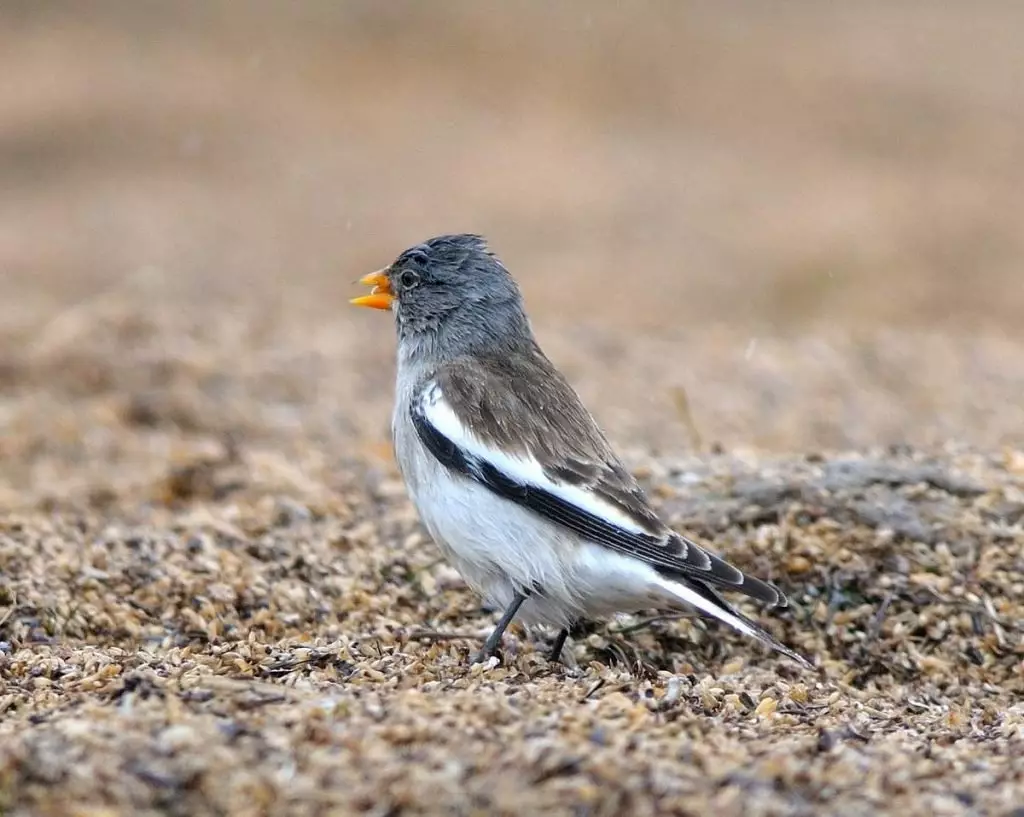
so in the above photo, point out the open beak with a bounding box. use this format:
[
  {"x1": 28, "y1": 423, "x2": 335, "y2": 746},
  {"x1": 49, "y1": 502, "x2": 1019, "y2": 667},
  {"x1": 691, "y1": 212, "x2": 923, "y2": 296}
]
[{"x1": 350, "y1": 269, "x2": 394, "y2": 310}]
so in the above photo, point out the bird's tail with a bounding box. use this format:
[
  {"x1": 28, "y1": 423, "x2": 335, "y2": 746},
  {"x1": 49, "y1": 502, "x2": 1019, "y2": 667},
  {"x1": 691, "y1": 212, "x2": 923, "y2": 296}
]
[{"x1": 652, "y1": 572, "x2": 812, "y2": 669}]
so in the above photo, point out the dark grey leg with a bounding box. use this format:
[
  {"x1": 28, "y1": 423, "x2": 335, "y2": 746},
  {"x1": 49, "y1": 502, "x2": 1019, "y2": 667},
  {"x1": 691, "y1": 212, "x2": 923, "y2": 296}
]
[
  {"x1": 474, "y1": 591, "x2": 527, "y2": 663},
  {"x1": 548, "y1": 628, "x2": 570, "y2": 663}
]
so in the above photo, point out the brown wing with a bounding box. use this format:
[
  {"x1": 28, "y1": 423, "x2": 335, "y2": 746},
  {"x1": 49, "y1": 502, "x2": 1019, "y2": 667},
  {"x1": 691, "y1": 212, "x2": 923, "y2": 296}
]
[{"x1": 418, "y1": 346, "x2": 785, "y2": 606}]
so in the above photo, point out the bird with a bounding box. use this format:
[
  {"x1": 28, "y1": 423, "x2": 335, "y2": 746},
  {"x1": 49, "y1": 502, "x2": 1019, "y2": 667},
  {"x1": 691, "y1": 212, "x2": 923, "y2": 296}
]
[{"x1": 351, "y1": 234, "x2": 809, "y2": 669}]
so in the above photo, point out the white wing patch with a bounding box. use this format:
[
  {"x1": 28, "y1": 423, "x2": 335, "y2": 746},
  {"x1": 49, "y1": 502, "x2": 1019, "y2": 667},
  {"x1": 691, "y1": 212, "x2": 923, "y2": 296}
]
[
  {"x1": 651, "y1": 574, "x2": 758, "y2": 640},
  {"x1": 420, "y1": 384, "x2": 649, "y2": 536}
]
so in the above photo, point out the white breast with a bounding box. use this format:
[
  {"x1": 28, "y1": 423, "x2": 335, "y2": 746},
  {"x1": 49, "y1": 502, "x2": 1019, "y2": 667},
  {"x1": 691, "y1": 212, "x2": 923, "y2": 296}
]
[{"x1": 390, "y1": 366, "x2": 666, "y2": 629}]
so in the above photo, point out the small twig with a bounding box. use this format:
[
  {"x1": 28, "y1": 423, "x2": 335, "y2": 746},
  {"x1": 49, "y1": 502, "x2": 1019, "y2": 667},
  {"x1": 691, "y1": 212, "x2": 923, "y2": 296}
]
[
  {"x1": 611, "y1": 613, "x2": 688, "y2": 636},
  {"x1": 581, "y1": 678, "x2": 606, "y2": 701},
  {"x1": 406, "y1": 630, "x2": 481, "y2": 642},
  {"x1": 777, "y1": 703, "x2": 831, "y2": 716},
  {"x1": 863, "y1": 591, "x2": 895, "y2": 649},
  {"x1": 825, "y1": 572, "x2": 845, "y2": 632},
  {"x1": 261, "y1": 647, "x2": 342, "y2": 676},
  {"x1": 0, "y1": 593, "x2": 15, "y2": 628},
  {"x1": 982, "y1": 596, "x2": 1007, "y2": 647},
  {"x1": 670, "y1": 386, "x2": 704, "y2": 452},
  {"x1": 236, "y1": 693, "x2": 289, "y2": 710}
]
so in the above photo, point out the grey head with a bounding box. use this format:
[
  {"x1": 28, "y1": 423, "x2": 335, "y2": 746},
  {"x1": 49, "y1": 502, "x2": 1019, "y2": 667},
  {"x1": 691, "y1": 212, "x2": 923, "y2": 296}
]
[{"x1": 354, "y1": 234, "x2": 534, "y2": 362}]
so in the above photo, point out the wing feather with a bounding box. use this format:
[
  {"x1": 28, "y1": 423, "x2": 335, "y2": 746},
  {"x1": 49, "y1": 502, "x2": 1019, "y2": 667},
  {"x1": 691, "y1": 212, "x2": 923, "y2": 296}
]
[{"x1": 412, "y1": 381, "x2": 785, "y2": 607}]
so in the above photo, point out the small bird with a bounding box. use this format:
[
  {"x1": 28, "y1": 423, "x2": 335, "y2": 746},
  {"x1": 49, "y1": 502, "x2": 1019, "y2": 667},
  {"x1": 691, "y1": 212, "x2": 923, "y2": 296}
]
[{"x1": 352, "y1": 234, "x2": 808, "y2": 668}]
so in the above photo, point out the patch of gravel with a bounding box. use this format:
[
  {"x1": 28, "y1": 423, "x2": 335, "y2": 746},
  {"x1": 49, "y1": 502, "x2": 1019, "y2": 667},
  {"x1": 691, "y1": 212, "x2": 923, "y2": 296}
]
[{"x1": 2, "y1": 419, "x2": 1022, "y2": 815}]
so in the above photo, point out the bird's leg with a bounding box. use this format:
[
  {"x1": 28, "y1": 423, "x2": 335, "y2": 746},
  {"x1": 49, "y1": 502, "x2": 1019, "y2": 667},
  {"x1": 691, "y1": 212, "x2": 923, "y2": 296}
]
[
  {"x1": 474, "y1": 591, "x2": 527, "y2": 664},
  {"x1": 548, "y1": 628, "x2": 570, "y2": 663}
]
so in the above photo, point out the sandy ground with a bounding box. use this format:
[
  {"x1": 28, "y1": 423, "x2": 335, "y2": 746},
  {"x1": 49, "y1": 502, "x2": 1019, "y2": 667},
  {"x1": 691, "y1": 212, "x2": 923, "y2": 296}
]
[{"x1": 1, "y1": 4, "x2": 1024, "y2": 815}]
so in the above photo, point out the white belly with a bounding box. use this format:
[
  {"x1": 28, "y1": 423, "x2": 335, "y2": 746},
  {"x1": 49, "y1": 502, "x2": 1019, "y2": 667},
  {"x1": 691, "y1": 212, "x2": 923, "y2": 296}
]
[{"x1": 392, "y1": 388, "x2": 665, "y2": 628}]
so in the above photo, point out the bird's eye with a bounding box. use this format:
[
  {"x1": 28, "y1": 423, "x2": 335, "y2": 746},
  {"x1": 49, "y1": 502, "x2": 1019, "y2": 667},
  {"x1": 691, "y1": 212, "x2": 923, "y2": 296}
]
[{"x1": 399, "y1": 270, "x2": 420, "y2": 290}]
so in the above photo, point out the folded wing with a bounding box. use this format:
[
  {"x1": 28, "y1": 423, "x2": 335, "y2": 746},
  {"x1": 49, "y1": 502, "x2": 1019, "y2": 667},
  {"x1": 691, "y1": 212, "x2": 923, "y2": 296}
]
[{"x1": 412, "y1": 379, "x2": 786, "y2": 608}]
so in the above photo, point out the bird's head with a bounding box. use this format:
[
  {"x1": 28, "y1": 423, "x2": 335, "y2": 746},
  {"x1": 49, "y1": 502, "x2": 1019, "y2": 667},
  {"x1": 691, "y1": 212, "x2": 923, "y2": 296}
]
[{"x1": 352, "y1": 234, "x2": 531, "y2": 359}]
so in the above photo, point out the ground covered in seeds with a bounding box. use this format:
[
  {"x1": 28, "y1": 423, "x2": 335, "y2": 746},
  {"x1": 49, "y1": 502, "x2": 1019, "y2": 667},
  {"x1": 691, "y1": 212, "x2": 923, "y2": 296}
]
[
  {"x1": 3, "y1": 4, "x2": 1024, "y2": 816},
  {"x1": 2, "y1": 425, "x2": 1023, "y2": 816}
]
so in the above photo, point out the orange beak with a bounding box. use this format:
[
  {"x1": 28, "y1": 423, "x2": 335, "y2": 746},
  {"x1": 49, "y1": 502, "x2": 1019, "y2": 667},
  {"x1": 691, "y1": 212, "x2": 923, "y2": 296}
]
[{"x1": 350, "y1": 269, "x2": 394, "y2": 310}]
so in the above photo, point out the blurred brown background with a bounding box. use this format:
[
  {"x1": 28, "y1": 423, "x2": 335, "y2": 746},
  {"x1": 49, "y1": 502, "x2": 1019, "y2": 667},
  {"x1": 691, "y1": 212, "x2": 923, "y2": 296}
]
[{"x1": 2, "y1": 1, "x2": 1024, "y2": 498}]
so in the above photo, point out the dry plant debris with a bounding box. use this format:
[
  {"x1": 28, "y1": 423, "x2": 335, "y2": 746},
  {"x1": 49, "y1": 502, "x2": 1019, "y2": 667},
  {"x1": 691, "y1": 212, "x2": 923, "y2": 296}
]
[{"x1": 1, "y1": 434, "x2": 1022, "y2": 816}]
